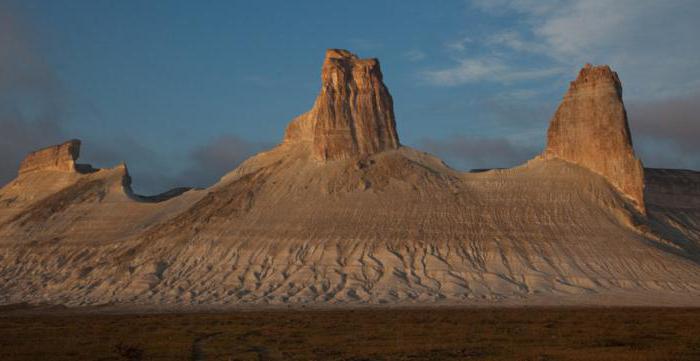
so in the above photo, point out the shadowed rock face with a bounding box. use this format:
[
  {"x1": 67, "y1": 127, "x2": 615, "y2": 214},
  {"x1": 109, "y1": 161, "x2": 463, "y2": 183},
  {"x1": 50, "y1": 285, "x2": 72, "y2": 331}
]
[
  {"x1": 284, "y1": 49, "x2": 400, "y2": 160},
  {"x1": 18, "y1": 139, "x2": 81, "y2": 175},
  {"x1": 544, "y1": 64, "x2": 645, "y2": 213}
]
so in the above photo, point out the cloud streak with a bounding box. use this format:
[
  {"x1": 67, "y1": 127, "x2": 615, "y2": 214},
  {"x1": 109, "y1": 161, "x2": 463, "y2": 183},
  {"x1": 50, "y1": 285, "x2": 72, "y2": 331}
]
[
  {"x1": 0, "y1": 5, "x2": 68, "y2": 185},
  {"x1": 628, "y1": 94, "x2": 700, "y2": 170},
  {"x1": 404, "y1": 49, "x2": 426, "y2": 62},
  {"x1": 468, "y1": 0, "x2": 700, "y2": 99},
  {"x1": 420, "y1": 1, "x2": 700, "y2": 170},
  {"x1": 419, "y1": 135, "x2": 539, "y2": 170},
  {"x1": 422, "y1": 58, "x2": 564, "y2": 86},
  {"x1": 173, "y1": 135, "x2": 269, "y2": 189},
  {"x1": 0, "y1": 4, "x2": 270, "y2": 193}
]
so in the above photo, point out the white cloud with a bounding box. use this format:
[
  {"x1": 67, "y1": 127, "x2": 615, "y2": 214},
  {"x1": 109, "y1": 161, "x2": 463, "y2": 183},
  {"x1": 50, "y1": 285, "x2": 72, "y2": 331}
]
[
  {"x1": 423, "y1": 58, "x2": 564, "y2": 86},
  {"x1": 419, "y1": 134, "x2": 540, "y2": 170},
  {"x1": 628, "y1": 93, "x2": 700, "y2": 169},
  {"x1": 461, "y1": 0, "x2": 700, "y2": 169},
  {"x1": 471, "y1": 0, "x2": 566, "y2": 16},
  {"x1": 486, "y1": 31, "x2": 547, "y2": 54},
  {"x1": 445, "y1": 36, "x2": 473, "y2": 52},
  {"x1": 466, "y1": 0, "x2": 700, "y2": 99},
  {"x1": 404, "y1": 49, "x2": 426, "y2": 62}
]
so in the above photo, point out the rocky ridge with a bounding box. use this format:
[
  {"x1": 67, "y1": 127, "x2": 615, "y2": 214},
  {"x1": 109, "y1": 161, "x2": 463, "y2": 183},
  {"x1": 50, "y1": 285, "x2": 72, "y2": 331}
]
[{"x1": 0, "y1": 50, "x2": 698, "y2": 308}]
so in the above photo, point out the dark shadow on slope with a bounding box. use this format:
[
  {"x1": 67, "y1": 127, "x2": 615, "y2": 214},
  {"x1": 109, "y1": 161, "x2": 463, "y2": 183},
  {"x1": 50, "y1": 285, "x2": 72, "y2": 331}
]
[
  {"x1": 74, "y1": 163, "x2": 99, "y2": 174},
  {"x1": 4, "y1": 178, "x2": 107, "y2": 229},
  {"x1": 469, "y1": 168, "x2": 506, "y2": 173},
  {"x1": 120, "y1": 167, "x2": 195, "y2": 203},
  {"x1": 643, "y1": 168, "x2": 700, "y2": 260},
  {"x1": 130, "y1": 187, "x2": 194, "y2": 203}
]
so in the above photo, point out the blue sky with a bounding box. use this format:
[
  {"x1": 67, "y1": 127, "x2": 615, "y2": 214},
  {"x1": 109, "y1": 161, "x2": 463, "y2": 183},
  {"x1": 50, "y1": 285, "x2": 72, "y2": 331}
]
[{"x1": 1, "y1": 0, "x2": 699, "y2": 193}]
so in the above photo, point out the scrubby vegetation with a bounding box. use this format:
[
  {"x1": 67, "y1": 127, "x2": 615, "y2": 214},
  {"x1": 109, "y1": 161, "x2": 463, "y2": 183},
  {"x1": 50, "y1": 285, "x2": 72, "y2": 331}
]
[{"x1": 2, "y1": 307, "x2": 700, "y2": 360}]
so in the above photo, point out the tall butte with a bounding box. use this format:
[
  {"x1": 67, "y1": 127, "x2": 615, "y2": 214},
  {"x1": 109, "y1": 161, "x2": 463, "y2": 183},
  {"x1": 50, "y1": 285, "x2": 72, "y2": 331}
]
[
  {"x1": 284, "y1": 49, "x2": 400, "y2": 160},
  {"x1": 543, "y1": 64, "x2": 645, "y2": 213}
]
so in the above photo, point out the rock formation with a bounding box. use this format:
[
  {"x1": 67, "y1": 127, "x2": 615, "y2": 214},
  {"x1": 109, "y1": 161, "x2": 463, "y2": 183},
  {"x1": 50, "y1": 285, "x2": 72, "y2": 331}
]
[
  {"x1": 18, "y1": 139, "x2": 81, "y2": 175},
  {"x1": 284, "y1": 49, "x2": 400, "y2": 160},
  {"x1": 543, "y1": 64, "x2": 645, "y2": 213},
  {"x1": 1, "y1": 50, "x2": 699, "y2": 308}
]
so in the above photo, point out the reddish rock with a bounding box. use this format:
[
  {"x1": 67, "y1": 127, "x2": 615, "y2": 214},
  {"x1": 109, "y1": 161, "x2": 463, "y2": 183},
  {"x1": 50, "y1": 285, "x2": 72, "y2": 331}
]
[
  {"x1": 284, "y1": 49, "x2": 400, "y2": 160},
  {"x1": 543, "y1": 64, "x2": 645, "y2": 212},
  {"x1": 18, "y1": 139, "x2": 81, "y2": 175}
]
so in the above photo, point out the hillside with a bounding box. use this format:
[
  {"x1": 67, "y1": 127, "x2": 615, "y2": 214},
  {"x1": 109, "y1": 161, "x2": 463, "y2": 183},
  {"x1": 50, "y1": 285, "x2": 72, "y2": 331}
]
[{"x1": 0, "y1": 50, "x2": 698, "y2": 307}]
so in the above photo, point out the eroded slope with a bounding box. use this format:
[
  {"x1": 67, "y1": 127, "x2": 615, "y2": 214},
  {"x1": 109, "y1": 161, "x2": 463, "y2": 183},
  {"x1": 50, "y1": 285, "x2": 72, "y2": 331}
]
[
  {"x1": 0, "y1": 51, "x2": 698, "y2": 307},
  {"x1": 1, "y1": 145, "x2": 698, "y2": 306}
]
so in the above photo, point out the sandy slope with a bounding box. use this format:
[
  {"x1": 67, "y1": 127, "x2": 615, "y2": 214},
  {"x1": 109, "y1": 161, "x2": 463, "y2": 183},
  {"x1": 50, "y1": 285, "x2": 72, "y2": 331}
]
[
  {"x1": 1, "y1": 52, "x2": 698, "y2": 308},
  {"x1": 1, "y1": 144, "x2": 699, "y2": 307}
]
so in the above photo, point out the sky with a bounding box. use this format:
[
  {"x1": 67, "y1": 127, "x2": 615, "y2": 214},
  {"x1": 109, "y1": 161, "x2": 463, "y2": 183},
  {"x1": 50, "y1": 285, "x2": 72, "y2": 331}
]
[{"x1": 1, "y1": 0, "x2": 699, "y2": 194}]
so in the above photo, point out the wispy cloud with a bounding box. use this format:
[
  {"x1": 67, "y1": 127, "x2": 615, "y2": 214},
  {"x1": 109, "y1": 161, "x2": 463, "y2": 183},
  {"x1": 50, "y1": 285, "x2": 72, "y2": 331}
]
[
  {"x1": 419, "y1": 135, "x2": 539, "y2": 170},
  {"x1": 486, "y1": 31, "x2": 547, "y2": 54},
  {"x1": 628, "y1": 93, "x2": 700, "y2": 170},
  {"x1": 419, "y1": 0, "x2": 700, "y2": 170},
  {"x1": 445, "y1": 36, "x2": 473, "y2": 52},
  {"x1": 0, "y1": 4, "x2": 271, "y2": 192},
  {"x1": 0, "y1": 4, "x2": 69, "y2": 185},
  {"x1": 173, "y1": 135, "x2": 270, "y2": 189},
  {"x1": 467, "y1": 0, "x2": 700, "y2": 99},
  {"x1": 404, "y1": 49, "x2": 426, "y2": 62},
  {"x1": 422, "y1": 58, "x2": 564, "y2": 86},
  {"x1": 470, "y1": 0, "x2": 564, "y2": 16}
]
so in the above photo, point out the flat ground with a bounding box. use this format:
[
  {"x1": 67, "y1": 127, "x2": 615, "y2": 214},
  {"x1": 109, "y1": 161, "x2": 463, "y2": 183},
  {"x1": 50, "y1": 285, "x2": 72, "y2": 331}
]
[{"x1": 2, "y1": 307, "x2": 700, "y2": 360}]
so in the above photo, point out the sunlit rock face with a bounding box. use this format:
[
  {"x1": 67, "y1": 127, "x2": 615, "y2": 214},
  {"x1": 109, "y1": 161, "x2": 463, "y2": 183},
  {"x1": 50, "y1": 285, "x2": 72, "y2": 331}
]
[
  {"x1": 544, "y1": 64, "x2": 645, "y2": 213},
  {"x1": 284, "y1": 49, "x2": 400, "y2": 160},
  {"x1": 2, "y1": 52, "x2": 700, "y2": 308},
  {"x1": 18, "y1": 139, "x2": 81, "y2": 175}
]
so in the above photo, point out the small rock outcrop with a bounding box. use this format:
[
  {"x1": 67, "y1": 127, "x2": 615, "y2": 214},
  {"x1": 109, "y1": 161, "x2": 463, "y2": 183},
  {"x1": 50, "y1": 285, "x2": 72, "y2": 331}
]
[
  {"x1": 18, "y1": 139, "x2": 82, "y2": 175},
  {"x1": 543, "y1": 64, "x2": 645, "y2": 213},
  {"x1": 284, "y1": 49, "x2": 400, "y2": 160}
]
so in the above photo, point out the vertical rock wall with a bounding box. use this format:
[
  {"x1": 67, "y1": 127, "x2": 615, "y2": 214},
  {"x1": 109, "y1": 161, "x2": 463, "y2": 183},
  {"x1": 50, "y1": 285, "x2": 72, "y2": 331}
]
[
  {"x1": 284, "y1": 49, "x2": 400, "y2": 160},
  {"x1": 544, "y1": 64, "x2": 645, "y2": 213},
  {"x1": 18, "y1": 139, "x2": 81, "y2": 175}
]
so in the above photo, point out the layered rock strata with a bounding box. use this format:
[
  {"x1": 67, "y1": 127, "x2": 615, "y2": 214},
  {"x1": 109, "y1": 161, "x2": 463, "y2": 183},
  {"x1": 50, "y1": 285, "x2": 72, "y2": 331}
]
[
  {"x1": 18, "y1": 139, "x2": 81, "y2": 175},
  {"x1": 284, "y1": 49, "x2": 400, "y2": 160},
  {"x1": 1, "y1": 51, "x2": 698, "y2": 308},
  {"x1": 543, "y1": 64, "x2": 645, "y2": 212}
]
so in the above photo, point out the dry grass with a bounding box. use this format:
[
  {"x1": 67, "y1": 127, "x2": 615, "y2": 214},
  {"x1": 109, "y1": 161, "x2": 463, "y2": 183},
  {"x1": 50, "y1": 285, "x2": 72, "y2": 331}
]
[{"x1": 1, "y1": 307, "x2": 700, "y2": 360}]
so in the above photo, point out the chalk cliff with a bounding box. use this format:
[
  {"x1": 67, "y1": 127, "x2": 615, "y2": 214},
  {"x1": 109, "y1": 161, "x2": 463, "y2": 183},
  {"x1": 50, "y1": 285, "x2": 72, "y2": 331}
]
[
  {"x1": 18, "y1": 139, "x2": 81, "y2": 175},
  {"x1": 0, "y1": 51, "x2": 698, "y2": 308},
  {"x1": 284, "y1": 49, "x2": 400, "y2": 160},
  {"x1": 543, "y1": 64, "x2": 645, "y2": 213}
]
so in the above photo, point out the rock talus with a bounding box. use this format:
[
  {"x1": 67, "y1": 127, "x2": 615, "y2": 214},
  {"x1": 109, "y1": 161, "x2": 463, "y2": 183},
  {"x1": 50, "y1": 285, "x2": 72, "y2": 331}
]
[
  {"x1": 18, "y1": 139, "x2": 81, "y2": 175},
  {"x1": 544, "y1": 64, "x2": 645, "y2": 212},
  {"x1": 284, "y1": 49, "x2": 400, "y2": 160}
]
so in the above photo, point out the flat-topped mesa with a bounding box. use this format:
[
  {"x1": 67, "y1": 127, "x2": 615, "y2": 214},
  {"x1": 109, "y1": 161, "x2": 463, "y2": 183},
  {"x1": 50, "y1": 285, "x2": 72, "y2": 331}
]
[
  {"x1": 18, "y1": 139, "x2": 82, "y2": 175},
  {"x1": 284, "y1": 49, "x2": 400, "y2": 160},
  {"x1": 543, "y1": 64, "x2": 645, "y2": 213}
]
